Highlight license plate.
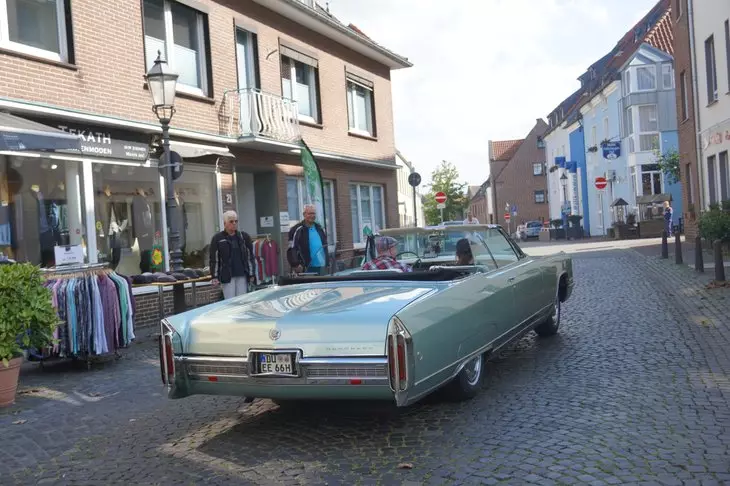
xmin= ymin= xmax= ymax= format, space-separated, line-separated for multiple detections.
xmin=254 ymin=353 xmax=296 ymax=376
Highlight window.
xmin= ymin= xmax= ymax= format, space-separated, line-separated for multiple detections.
xmin=286 ymin=177 xmax=335 ymax=249
xmin=705 ymin=35 xmax=718 ymax=104
xmin=346 ymin=75 xmax=375 ymax=136
xmin=281 ymin=54 xmax=320 ymax=122
xmin=637 ymin=104 xmax=659 ymax=152
xmin=625 ymin=107 xmax=635 ymax=153
xmin=603 ymin=117 xmax=609 ymax=140
xmin=534 ymin=190 xmax=546 ymax=204
xmin=143 ymin=0 xmax=210 ymax=96
xmin=661 ymin=64 xmax=674 ymax=89
xmin=0 ymin=0 xmax=69 ymax=61
xmin=725 ymin=20 xmax=730 ymax=93
xmin=641 ymin=164 xmax=663 ymax=196
xmin=680 ymin=70 xmax=689 ymax=120
xmin=350 ymin=183 xmax=385 ymax=246
xmin=532 ymin=163 xmax=543 ymax=176
xmin=482 ymin=228 xmax=518 ymax=267
xmin=591 ymin=125 xmax=597 ymax=147
xmin=685 ymin=163 xmax=693 ymax=204
xmin=720 ymin=151 xmax=729 ymax=202
xmin=0 ymin=156 xmax=86 ymax=267
xmin=708 ymin=155 xmax=717 ymax=204
xmin=623 ymin=69 xmax=631 ymax=95
xmin=636 ymin=65 xmax=657 ymax=91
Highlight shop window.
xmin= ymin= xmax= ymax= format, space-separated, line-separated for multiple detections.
xmin=1 ymin=0 xmax=71 ymax=62
xmin=143 ymin=0 xmax=211 ymax=96
xmin=350 ymin=183 xmax=385 ymax=246
xmin=92 ymin=162 xmax=217 ymax=275
xmin=286 ymin=177 xmax=335 ymax=248
xmin=0 ymin=156 xmax=87 ymax=267
xmin=641 ymin=164 xmax=663 ymax=196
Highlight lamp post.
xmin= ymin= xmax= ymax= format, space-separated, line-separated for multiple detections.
xmin=145 ymin=52 xmax=183 ymax=272
xmin=560 ymin=172 xmax=568 ymax=206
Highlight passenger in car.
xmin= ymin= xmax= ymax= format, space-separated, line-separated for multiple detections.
xmin=455 ymin=238 xmax=474 ymax=265
xmin=361 ymin=236 xmax=413 ymax=272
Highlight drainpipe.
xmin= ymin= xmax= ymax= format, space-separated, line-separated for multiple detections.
xmin=687 ymin=0 xmax=705 ymax=210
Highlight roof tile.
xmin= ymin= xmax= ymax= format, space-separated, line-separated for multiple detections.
xmin=490 ymin=139 xmax=524 ymax=162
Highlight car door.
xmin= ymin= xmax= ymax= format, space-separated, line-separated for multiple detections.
xmin=483 ymin=228 xmax=545 ymax=334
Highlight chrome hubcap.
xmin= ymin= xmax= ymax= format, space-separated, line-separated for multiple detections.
xmin=464 ymin=355 xmax=482 ymax=386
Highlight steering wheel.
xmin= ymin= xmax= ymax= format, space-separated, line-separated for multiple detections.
xmin=395 ymin=251 xmax=422 ymax=269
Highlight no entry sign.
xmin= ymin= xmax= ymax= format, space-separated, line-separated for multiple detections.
xmin=595 ymin=176 xmax=608 ymax=190
xmin=435 ymin=192 xmax=447 ymax=204
xmin=504 ymin=213 xmax=511 ymax=222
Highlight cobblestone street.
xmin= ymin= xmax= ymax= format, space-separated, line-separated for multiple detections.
xmin=2 ymin=245 xmax=730 ymax=485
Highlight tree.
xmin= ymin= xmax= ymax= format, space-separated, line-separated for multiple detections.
xmin=654 ymin=147 xmax=681 ymax=184
xmin=423 ymin=160 xmax=469 ymax=225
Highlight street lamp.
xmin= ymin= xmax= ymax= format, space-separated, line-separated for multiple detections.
xmin=560 ymin=172 xmax=568 ymax=204
xmin=145 ymin=51 xmax=183 ymax=272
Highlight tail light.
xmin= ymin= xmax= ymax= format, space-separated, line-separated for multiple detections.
xmin=159 ymin=320 xmax=176 ymax=386
xmin=387 ymin=317 xmax=411 ymax=392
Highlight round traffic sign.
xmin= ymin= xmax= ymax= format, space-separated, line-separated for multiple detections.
xmin=408 ymin=172 xmax=422 ymax=187
xmin=435 ymin=191 xmax=447 ymax=204
xmin=595 ymin=176 xmax=608 ymax=190
xmin=504 ymin=213 xmax=511 ymax=222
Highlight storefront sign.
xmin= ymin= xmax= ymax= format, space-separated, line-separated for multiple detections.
xmin=700 ymin=118 xmax=730 ymax=151
xmin=279 ymin=211 xmax=290 ymax=232
xmin=22 ymin=115 xmax=151 ymax=161
xmin=54 ymin=245 xmax=84 ymax=265
xmin=260 ymin=216 xmax=274 ymax=228
xmin=602 ymin=142 xmax=621 ymax=160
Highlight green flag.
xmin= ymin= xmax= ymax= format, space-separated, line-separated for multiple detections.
xmin=299 ymin=139 xmax=327 ymax=236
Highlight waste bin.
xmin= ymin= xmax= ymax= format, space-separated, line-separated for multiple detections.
xmin=538 ymin=227 xmax=550 ymax=242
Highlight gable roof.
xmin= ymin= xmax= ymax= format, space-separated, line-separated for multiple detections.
xmin=489 ymin=139 xmax=524 ymax=162
xmin=543 ymin=0 xmax=671 ymax=137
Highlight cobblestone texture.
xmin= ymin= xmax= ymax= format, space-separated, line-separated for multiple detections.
xmin=1 ymin=248 xmax=730 ymax=485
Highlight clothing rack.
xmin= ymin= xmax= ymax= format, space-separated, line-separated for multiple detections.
xmin=37 ymin=262 xmax=137 ymax=370
xmin=251 ymin=234 xmax=279 ymax=288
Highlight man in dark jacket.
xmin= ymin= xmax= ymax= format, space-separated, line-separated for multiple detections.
xmin=209 ymin=210 xmax=256 ymax=298
xmin=287 ymin=204 xmax=328 ymax=275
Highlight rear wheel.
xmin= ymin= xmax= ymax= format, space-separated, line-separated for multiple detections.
xmin=445 ymin=353 xmax=485 ymax=400
xmin=535 ymin=289 xmax=561 ymax=337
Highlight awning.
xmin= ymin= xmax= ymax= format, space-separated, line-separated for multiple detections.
xmin=169 ymin=140 xmax=233 ymax=158
xmin=0 ymin=112 xmax=81 ymax=152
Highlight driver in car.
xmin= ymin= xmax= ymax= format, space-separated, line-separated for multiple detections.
xmin=361 ymin=236 xmax=413 ymax=272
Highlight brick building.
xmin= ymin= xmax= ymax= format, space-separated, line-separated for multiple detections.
xmin=671 ymin=0 xmax=701 ymax=238
xmin=0 ymin=0 xmax=410 ymax=326
xmin=488 ymin=119 xmax=549 ymax=233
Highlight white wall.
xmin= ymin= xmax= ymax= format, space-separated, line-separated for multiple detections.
xmin=395 ymin=155 xmax=425 ymax=227
xmin=692 ymin=0 xmax=730 ymax=206
xmin=544 ymin=123 xmax=571 ymax=221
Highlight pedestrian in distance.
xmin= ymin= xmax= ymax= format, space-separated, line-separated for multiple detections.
xmin=209 ymin=210 xmax=256 ymax=299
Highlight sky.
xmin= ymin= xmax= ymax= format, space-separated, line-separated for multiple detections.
xmin=327 ymin=0 xmax=661 ymax=189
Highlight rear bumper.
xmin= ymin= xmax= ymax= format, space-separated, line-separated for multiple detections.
xmin=166 ymin=354 xmax=395 ymax=403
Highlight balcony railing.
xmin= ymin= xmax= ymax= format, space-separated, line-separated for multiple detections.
xmin=223 ymin=88 xmax=301 ymax=143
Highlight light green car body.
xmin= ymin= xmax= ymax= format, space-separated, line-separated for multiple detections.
xmin=159 ymin=224 xmax=574 ymax=407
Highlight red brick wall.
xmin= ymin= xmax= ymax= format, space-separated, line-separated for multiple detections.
xmin=672 ymin=0 xmax=700 ymax=239
xmin=0 ymin=0 xmax=397 ymax=162
xmin=490 ymin=120 xmax=550 ymax=227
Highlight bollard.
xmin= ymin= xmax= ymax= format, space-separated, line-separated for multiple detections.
xmin=695 ymin=236 xmax=704 ymax=272
xmin=661 ymin=230 xmax=668 ymax=259
xmin=675 ymin=232 xmax=683 ymax=264
xmin=714 ymin=240 xmax=726 ymax=282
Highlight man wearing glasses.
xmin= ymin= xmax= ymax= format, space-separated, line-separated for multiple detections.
xmin=209 ymin=210 xmax=256 ymax=298
xmin=287 ymin=204 xmax=329 ymax=275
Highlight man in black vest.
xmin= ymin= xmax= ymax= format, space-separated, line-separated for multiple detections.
xmin=209 ymin=210 xmax=255 ymax=299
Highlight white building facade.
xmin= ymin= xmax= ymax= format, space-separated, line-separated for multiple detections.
xmin=691 ymin=0 xmax=730 ymax=206
xmin=395 ymin=150 xmax=425 ymax=227
xmin=544 ymin=121 xmax=572 ymax=221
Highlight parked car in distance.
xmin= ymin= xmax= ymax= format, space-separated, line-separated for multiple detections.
xmin=159 ymin=224 xmax=574 ymax=407
xmin=518 ymin=220 xmax=544 ymax=240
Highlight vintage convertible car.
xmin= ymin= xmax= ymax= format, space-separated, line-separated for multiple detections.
xmin=159 ymin=224 xmax=574 ymax=407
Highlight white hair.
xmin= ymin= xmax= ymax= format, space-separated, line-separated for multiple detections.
xmin=303 ymin=204 xmax=316 ymax=214
xmin=223 ymin=210 xmax=238 ymax=223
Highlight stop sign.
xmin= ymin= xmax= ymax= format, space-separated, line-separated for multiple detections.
xmin=595 ymin=176 xmax=608 ymax=190
xmin=435 ymin=192 xmax=447 ymax=204
xmin=504 ymin=213 xmax=511 ymax=222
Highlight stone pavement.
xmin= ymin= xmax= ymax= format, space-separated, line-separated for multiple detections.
xmin=1 ymin=246 xmax=730 ymax=485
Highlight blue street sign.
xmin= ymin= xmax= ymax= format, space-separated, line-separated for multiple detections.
xmin=602 ymin=141 xmax=621 ymax=160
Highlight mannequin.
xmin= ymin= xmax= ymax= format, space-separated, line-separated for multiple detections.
xmin=23 ymin=183 xmax=56 ymax=267
xmin=132 ymin=187 xmax=154 ymax=272
xmin=95 ymin=185 xmax=128 ymax=270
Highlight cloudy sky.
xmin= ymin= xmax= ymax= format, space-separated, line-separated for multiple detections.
xmin=328 ymin=0 xmax=660 ymax=189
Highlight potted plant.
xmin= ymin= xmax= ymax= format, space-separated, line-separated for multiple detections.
xmin=0 ymin=263 xmax=58 ymax=407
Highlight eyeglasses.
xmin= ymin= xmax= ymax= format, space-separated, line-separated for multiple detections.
xmin=228 ymin=220 xmax=238 ymax=223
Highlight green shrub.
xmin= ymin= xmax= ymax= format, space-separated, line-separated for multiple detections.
xmin=0 ymin=263 xmax=59 ymax=367
xmin=698 ymin=209 xmax=730 ymax=242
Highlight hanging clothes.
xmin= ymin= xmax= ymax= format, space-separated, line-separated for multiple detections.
xmin=40 ymin=265 xmax=136 ymax=359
